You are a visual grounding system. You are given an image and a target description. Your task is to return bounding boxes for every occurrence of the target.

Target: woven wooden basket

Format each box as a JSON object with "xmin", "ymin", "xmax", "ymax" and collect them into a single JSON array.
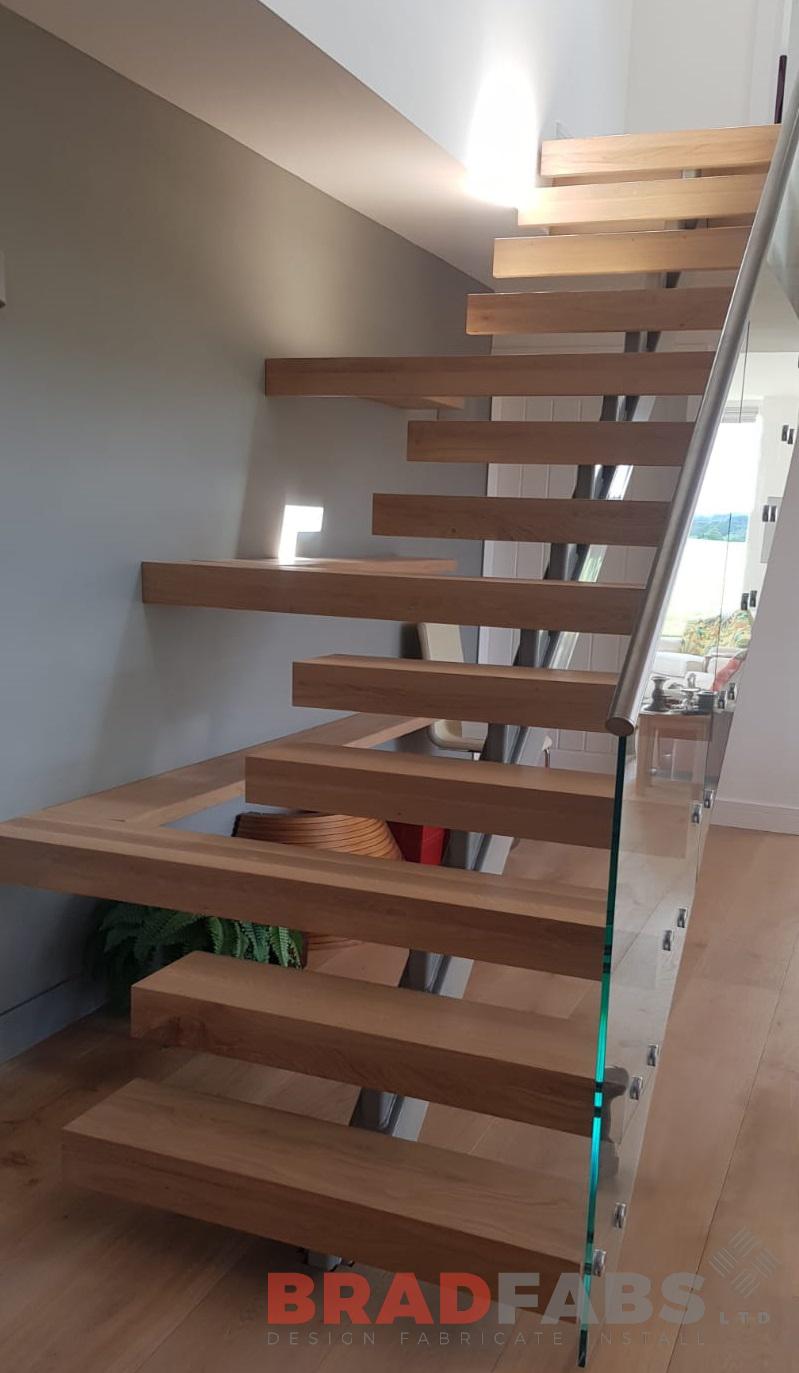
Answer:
[{"xmin": 232, "ymin": 810, "xmax": 402, "ymax": 956}]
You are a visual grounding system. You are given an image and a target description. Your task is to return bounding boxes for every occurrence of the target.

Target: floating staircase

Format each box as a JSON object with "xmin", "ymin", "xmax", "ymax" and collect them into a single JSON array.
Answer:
[{"xmin": 0, "ymin": 119, "xmax": 780, "ymax": 1333}]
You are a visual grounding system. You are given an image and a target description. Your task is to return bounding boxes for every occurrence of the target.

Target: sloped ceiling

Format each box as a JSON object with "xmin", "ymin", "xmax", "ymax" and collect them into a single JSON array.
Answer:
[{"xmin": 3, "ymin": 0, "xmax": 517, "ymax": 283}]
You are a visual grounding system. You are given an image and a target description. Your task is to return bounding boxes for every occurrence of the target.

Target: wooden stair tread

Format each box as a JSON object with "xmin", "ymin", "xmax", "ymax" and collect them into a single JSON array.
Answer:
[
  {"xmin": 0, "ymin": 815, "xmax": 605, "ymax": 978},
  {"xmin": 266, "ymin": 351, "xmax": 713, "ymax": 397},
  {"xmin": 540, "ymin": 124, "xmax": 779, "ymax": 178},
  {"xmin": 518, "ymin": 171, "xmax": 764, "ymax": 227},
  {"xmin": 372, "ymin": 494, "xmax": 669, "ymax": 546},
  {"xmin": 375, "ymin": 396, "xmax": 466, "ymax": 410},
  {"xmin": 253, "ymin": 556, "xmax": 458, "ymax": 574},
  {"xmin": 407, "ymin": 419, "xmax": 694, "ymax": 466},
  {"xmin": 33, "ymin": 715, "xmax": 430, "ymax": 829},
  {"xmin": 294, "ymin": 654, "xmax": 618, "ymax": 733},
  {"xmin": 493, "ymin": 226, "xmax": 747, "ymax": 279},
  {"xmin": 466, "ymin": 287, "xmax": 731, "ymax": 336},
  {"xmin": 63, "ymin": 1077, "xmax": 583, "ymax": 1298},
  {"xmin": 132, "ymin": 953, "xmax": 596, "ymax": 1133},
  {"xmin": 142, "ymin": 562, "xmax": 645, "ymax": 633},
  {"xmin": 245, "ymin": 743, "xmax": 617, "ymax": 848}
]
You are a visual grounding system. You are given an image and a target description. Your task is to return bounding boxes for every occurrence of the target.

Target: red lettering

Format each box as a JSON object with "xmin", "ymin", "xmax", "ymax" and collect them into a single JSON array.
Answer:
[
  {"xmin": 376, "ymin": 1273, "xmax": 434, "ymax": 1325},
  {"xmin": 323, "ymin": 1271, "xmax": 372, "ymax": 1325},
  {"xmin": 439, "ymin": 1273, "xmax": 491, "ymax": 1324},
  {"xmin": 267, "ymin": 1272, "xmax": 315, "ymax": 1324}
]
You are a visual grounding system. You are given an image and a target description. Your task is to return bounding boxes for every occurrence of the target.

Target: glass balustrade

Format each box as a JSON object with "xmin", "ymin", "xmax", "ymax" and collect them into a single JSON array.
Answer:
[{"xmin": 579, "ymin": 140, "xmax": 799, "ymax": 1363}]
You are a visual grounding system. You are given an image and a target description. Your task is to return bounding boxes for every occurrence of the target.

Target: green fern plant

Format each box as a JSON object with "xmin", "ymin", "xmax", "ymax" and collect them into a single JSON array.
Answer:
[{"xmin": 86, "ymin": 902, "xmax": 303, "ymax": 1012}]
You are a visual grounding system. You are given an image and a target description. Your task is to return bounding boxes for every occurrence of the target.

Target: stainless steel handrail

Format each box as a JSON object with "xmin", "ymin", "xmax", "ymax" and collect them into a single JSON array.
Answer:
[{"xmin": 607, "ymin": 80, "xmax": 799, "ymax": 735}]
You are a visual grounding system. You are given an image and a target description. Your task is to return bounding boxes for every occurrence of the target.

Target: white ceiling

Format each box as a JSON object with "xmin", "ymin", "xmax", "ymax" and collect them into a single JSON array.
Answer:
[{"xmin": 4, "ymin": 0, "xmax": 517, "ymax": 284}]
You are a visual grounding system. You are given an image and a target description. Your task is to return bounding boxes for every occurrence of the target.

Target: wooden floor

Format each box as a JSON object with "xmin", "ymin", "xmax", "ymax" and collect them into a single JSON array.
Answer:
[{"xmin": 0, "ymin": 825, "xmax": 796, "ymax": 1372}]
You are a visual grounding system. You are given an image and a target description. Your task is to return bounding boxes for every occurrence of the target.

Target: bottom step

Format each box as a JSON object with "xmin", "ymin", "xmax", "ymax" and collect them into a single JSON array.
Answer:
[{"xmin": 63, "ymin": 1079, "xmax": 583, "ymax": 1301}]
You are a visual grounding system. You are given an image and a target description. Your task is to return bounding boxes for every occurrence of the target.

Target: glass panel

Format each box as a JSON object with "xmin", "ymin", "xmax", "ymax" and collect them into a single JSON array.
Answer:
[
  {"xmin": 703, "ymin": 269, "xmax": 799, "ymax": 809},
  {"xmin": 580, "ymin": 241, "xmax": 799, "ymax": 1360}
]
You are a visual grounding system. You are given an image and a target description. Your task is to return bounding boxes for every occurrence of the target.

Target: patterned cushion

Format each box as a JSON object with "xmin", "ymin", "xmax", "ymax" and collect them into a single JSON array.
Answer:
[{"xmin": 681, "ymin": 609, "xmax": 753, "ymax": 656}]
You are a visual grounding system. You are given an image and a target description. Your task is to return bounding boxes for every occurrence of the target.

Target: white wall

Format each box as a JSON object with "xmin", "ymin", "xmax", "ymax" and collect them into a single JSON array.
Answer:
[
  {"xmin": 715, "ymin": 432, "xmax": 799, "ymax": 833},
  {"xmin": 265, "ymin": 0, "xmax": 634, "ymax": 173},
  {"xmin": 0, "ymin": 9, "xmax": 489, "ymax": 1058},
  {"xmin": 626, "ymin": 0, "xmax": 790, "ymax": 131}
]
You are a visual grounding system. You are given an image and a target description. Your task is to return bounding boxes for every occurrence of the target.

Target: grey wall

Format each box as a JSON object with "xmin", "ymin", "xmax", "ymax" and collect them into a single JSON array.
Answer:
[{"xmin": 0, "ymin": 6, "xmax": 488, "ymax": 1057}]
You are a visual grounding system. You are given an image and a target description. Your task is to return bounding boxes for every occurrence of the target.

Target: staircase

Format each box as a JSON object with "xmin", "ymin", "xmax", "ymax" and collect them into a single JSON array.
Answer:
[{"xmin": 0, "ymin": 120, "xmax": 784, "ymax": 1347}]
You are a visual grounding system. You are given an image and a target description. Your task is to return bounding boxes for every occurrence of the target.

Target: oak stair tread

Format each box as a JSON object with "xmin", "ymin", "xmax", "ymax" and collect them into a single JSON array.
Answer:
[
  {"xmin": 245, "ymin": 742, "xmax": 617, "ymax": 848},
  {"xmin": 375, "ymin": 395, "xmax": 466, "ymax": 411},
  {"xmin": 372, "ymin": 493, "xmax": 669, "ymax": 545},
  {"xmin": 407, "ymin": 419, "xmax": 694, "ymax": 466},
  {"xmin": 518, "ymin": 171, "xmax": 764, "ymax": 227},
  {"xmin": 31, "ymin": 715, "xmax": 428, "ymax": 829},
  {"xmin": 293, "ymin": 654, "xmax": 618, "ymax": 733},
  {"xmin": 0, "ymin": 816, "xmax": 606, "ymax": 978},
  {"xmin": 493, "ymin": 226, "xmax": 747, "ymax": 279},
  {"xmin": 540, "ymin": 124, "xmax": 779, "ymax": 178},
  {"xmin": 141, "ymin": 561, "xmax": 645, "ymax": 633},
  {"xmin": 465, "ymin": 287, "xmax": 731, "ymax": 336},
  {"xmin": 266, "ymin": 351, "xmax": 713, "ymax": 397},
  {"xmin": 62, "ymin": 1077, "xmax": 583, "ymax": 1300},
  {"xmin": 132, "ymin": 952, "xmax": 596, "ymax": 1133}
]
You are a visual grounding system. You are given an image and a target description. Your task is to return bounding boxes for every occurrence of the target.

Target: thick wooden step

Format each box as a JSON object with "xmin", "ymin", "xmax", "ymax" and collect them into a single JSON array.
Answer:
[
  {"xmin": 466, "ymin": 286, "xmax": 731, "ymax": 336},
  {"xmin": 133, "ymin": 953, "xmax": 596, "ymax": 1134},
  {"xmin": 245, "ymin": 743, "xmax": 617, "ymax": 847},
  {"xmin": 0, "ymin": 816, "xmax": 605, "ymax": 978},
  {"xmin": 493, "ymin": 226, "xmax": 747, "ymax": 279},
  {"xmin": 372, "ymin": 493, "xmax": 669, "ymax": 546},
  {"xmin": 293, "ymin": 654, "xmax": 618, "ymax": 733},
  {"xmin": 407, "ymin": 419, "xmax": 693, "ymax": 466},
  {"xmin": 518, "ymin": 172, "xmax": 764, "ymax": 227},
  {"xmin": 266, "ymin": 351, "xmax": 713, "ymax": 397},
  {"xmin": 540, "ymin": 124, "xmax": 779, "ymax": 178},
  {"xmin": 63, "ymin": 1078, "xmax": 583, "ymax": 1300},
  {"xmin": 142, "ymin": 562, "xmax": 644, "ymax": 633}
]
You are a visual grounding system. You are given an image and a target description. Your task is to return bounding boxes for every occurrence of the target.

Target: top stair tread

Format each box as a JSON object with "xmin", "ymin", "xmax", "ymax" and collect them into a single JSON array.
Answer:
[
  {"xmin": 63, "ymin": 1077, "xmax": 584, "ymax": 1293},
  {"xmin": 540, "ymin": 124, "xmax": 779, "ymax": 178}
]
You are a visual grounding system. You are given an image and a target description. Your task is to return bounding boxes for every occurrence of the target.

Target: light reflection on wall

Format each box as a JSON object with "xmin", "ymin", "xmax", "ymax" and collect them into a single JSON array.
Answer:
[
  {"xmin": 277, "ymin": 503, "xmax": 325, "ymax": 562},
  {"xmin": 464, "ymin": 62, "xmax": 540, "ymax": 208}
]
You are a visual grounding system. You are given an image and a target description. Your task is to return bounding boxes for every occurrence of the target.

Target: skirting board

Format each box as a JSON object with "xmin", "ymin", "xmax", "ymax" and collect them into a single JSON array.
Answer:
[{"xmin": 713, "ymin": 798, "xmax": 799, "ymax": 836}]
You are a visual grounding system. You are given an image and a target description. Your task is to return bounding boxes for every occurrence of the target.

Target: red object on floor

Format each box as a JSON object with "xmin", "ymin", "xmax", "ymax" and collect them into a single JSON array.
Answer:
[{"xmin": 388, "ymin": 822, "xmax": 447, "ymax": 865}]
